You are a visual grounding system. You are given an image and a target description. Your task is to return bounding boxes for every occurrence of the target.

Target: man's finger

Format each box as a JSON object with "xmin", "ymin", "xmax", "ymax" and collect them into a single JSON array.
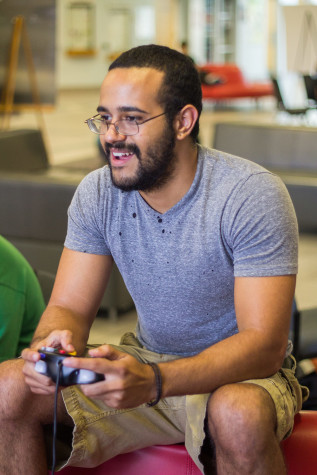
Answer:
[
  {"xmin": 21, "ymin": 348, "xmax": 41, "ymax": 362},
  {"xmin": 88, "ymin": 344, "xmax": 125, "ymax": 360}
]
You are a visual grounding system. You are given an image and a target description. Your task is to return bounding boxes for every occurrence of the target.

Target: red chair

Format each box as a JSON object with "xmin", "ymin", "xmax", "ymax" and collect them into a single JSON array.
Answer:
[
  {"xmin": 282, "ymin": 411, "xmax": 317, "ymax": 474},
  {"xmin": 52, "ymin": 411, "xmax": 317, "ymax": 475},
  {"xmin": 199, "ymin": 63, "xmax": 273, "ymax": 101}
]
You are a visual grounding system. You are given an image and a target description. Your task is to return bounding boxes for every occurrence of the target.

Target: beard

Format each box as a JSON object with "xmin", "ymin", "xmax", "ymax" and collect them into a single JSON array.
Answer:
[{"xmin": 103, "ymin": 125, "xmax": 176, "ymax": 192}]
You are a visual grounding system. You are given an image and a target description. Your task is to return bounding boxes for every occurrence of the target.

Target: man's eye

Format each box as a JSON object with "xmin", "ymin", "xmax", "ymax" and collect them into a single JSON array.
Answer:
[
  {"xmin": 124, "ymin": 116, "xmax": 140, "ymax": 122},
  {"xmin": 100, "ymin": 115, "xmax": 111, "ymax": 122}
]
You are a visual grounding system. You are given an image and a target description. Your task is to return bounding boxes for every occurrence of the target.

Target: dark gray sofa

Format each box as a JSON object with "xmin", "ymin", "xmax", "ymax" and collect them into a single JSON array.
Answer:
[
  {"xmin": 213, "ymin": 122, "xmax": 317, "ymax": 233},
  {"xmin": 0, "ymin": 133, "xmax": 133, "ymax": 318}
]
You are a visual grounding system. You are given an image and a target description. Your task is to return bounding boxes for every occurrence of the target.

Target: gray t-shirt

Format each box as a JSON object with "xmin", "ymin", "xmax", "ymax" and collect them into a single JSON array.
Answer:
[{"xmin": 65, "ymin": 146, "xmax": 298, "ymax": 356}]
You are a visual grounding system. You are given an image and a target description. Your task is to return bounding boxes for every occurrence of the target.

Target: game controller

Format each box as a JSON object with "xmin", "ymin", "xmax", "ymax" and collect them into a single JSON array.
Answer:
[{"xmin": 35, "ymin": 347, "xmax": 105, "ymax": 386}]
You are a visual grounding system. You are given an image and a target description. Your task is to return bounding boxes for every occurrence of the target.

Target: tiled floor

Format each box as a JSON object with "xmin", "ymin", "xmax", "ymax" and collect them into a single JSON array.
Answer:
[{"xmin": 7, "ymin": 89, "xmax": 317, "ymax": 345}]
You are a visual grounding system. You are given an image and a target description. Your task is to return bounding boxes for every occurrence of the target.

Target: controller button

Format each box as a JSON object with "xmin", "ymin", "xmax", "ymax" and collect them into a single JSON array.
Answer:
[
  {"xmin": 79, "ymin": 370, "xmax": 94, "ymax": 383},
  {"xmin": 35, "ymin": 360, "xmax": 47, "ymax": 373}
]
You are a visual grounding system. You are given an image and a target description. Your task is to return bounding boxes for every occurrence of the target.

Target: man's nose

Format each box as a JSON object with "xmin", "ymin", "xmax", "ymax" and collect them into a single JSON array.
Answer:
[{"xmin": 104, "ymin": 123, "xmax": 126, "ymax": 143}]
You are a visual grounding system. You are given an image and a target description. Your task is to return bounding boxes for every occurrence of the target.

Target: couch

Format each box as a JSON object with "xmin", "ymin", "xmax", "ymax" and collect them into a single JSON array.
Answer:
[
  {"xmin": 213, "ymin": 122, "xmax": 317, "ymax": 233},
  {"xmin": 0, "ymin": 129, "xmax": 133, "ymax": 317},
  {"xmin": 199, "ymin": 64, "xmax": 274, "ymax": 101}
]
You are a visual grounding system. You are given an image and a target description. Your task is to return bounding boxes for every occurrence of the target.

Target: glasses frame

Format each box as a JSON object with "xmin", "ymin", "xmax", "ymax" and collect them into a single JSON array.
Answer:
[{"xmin": 85, "ymin": 111, "xmax": 167, "ymax": 136}]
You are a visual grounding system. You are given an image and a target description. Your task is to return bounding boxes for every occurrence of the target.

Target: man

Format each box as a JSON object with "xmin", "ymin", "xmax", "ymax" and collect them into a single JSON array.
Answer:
[
  {"xmin": 0, "ymin": 45, "xmax": 306, "ymax": 474},
  {"xmin": 0, "ymin": 236, "xmax": 45, "ymax": 362}
]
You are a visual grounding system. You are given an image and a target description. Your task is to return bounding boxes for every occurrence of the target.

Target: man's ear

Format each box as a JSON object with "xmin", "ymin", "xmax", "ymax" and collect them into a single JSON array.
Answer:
[{"xmin": 174, "ymin": 105, "xmax": 199, "ymax": 140}]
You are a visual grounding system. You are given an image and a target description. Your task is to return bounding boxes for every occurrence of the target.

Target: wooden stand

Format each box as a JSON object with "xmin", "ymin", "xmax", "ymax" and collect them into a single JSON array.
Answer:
[{"xmin": 0, "ymin": 15, "xmax": 48, "ymax": 137}]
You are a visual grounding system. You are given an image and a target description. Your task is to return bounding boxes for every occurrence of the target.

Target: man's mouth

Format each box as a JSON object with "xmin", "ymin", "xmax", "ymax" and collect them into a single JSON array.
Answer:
[
  {"xmin": 112, "ymin": 151, "xmax": 134, "ymax": 160},
  {"xmin": 106, "ymin": 143, "xmax": 140, "ymax": 166}
]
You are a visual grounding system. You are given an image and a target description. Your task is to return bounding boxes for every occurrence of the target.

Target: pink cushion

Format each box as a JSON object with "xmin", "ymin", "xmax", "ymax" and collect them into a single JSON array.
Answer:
[
  {"xmin": 52, "ymin": 444, "xmax": 201, "ymax": 475},
  {"xmin": 52, "ymin": 411, "xmax": 317, "ymax": 474}
]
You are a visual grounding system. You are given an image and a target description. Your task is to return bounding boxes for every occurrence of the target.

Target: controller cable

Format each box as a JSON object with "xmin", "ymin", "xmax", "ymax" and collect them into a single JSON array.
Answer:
[{"xmin": 51, "ymin": 360, "xmax": 63, "ymax": 475}]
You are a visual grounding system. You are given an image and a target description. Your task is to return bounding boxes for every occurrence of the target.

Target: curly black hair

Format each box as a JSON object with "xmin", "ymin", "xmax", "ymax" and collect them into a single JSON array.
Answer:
[{"xmin": 109, "ymin": 44, "xmax": 202, "ymax": 142}]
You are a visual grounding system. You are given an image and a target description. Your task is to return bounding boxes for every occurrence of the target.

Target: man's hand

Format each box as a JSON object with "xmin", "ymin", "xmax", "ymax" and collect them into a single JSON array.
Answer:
[
  {"xmin": 21, "ymin": 330, "xmax": 76, "ymax": 395},
  {"xmin": 63, "ymin": 345, "xmax": 157, "ymax": 409}
]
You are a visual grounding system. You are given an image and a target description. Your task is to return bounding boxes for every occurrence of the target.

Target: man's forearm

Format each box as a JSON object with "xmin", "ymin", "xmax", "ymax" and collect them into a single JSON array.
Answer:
[
  {"xmin": 159, "ymin": 329, "xmax": 287, "ymax": 398},
  {"xmin": 31, "ymin": 304, "xmax": 91, "ymax": 353}
]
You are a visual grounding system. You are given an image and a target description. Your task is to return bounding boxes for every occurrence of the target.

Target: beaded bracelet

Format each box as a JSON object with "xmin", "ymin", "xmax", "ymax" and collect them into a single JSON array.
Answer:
[{"xmin": 146, "ymin": 362, "xmax": 162, "ymax": 407}]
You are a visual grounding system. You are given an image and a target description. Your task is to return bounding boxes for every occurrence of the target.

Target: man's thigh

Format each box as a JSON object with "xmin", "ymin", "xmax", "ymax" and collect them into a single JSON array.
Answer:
[{"xmin": 57, "ymin": 386, "xmax": 186, "ymax": 470}]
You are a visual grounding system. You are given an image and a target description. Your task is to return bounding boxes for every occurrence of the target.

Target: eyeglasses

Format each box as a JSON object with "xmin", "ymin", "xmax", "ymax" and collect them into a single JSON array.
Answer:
[{"xmin": 85, "ymin": 112, "xmax": 167, "ymax": 136}]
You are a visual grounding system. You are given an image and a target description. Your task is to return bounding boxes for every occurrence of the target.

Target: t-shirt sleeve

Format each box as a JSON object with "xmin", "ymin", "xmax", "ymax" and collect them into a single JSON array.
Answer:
[
  {"xmin": 64, "ymin": 170, "xmax": 111, "ymax": 255},
  {"xmin": 222, "ymin": 172, "xmax": 298, "ymax": 277}
]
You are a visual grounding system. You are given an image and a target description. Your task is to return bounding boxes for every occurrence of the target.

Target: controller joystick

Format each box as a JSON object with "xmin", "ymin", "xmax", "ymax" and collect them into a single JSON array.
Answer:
[{"xmin": 35, "ymin": 347, "xmax": 105, "ymax": 386}]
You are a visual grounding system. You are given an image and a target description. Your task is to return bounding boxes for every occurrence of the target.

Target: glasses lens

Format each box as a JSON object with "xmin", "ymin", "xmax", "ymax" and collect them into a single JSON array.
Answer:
[
  {"xmin": 86, "ymin": 117, "xmax": 139, "ymax": 135},
  {"xmin": 87, "ymin": 118, "xmax": 103, "ymax": 134},
  {"xmin": 116, "ymin": 120, "xmax": 138, "ymax": 136}
]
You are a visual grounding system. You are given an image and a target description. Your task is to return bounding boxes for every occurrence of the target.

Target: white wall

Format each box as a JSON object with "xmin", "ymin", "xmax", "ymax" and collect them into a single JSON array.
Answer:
[
  {"xmin": 235, "ymin": 0, "xmax": 270, "ymax": 80},
  {"xmin": 188, "ymin": 0, "xmax": 206, "ymax": 64},
  {"xmin": 56, "ymin": 0, "xmax": 156, "ymax": 89}
]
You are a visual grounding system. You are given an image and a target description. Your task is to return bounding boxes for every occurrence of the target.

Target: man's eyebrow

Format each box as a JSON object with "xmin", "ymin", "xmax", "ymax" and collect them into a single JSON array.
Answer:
[
  {"xmin": 96, "ymin": 106, "xmax": 109, "ymax": 113},
  {"xmin": 96, "ymin": 105, "xmax": 148, "ymax": 114}
]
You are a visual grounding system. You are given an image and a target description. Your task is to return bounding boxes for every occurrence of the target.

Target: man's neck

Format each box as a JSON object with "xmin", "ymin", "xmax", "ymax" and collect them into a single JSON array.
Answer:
[{"xmin": 139, "ymin": 142, "xmax": 199, "ymax": 214}]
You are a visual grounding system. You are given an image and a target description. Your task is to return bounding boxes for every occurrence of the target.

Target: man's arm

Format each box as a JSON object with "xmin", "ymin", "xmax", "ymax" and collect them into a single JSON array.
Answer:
[
  {"xmin": 22, "ymin": 247, "xmax": 113, "ymax": 394},
  {"xmin": 29, "ymin": 247, "xmax": 113, "ymax": 353},
  {"xmin": 159, "ymin": 274, "xmax": 295, "ymax": 397}
]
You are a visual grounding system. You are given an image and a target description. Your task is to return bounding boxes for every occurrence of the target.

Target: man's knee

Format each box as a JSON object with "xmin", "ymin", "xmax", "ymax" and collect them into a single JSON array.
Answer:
[
  {"xmin": 207, "ymin": 383, "xmax": 277, "ymax": 450},
  {"xmin": 0, "ymin": 359, "xmax": 53, "ymax": 422},
  {"xmin": 0, "ymin": 358, "xmax": 71, "ymax": 432},
  {"xmin": 0, "ymin": 359, "xmax": 42, "ymax": 421}
]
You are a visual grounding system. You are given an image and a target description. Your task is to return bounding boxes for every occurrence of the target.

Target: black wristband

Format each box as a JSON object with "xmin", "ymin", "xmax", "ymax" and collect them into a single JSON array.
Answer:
[{"xmin": 146, "ymin": 362, "xmax": 162, "ymax": 407}]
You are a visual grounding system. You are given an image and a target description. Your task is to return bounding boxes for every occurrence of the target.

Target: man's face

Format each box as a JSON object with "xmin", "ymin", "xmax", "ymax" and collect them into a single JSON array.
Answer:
[{"xmin": 98, "ymin": 67, "xmax": 177, "ymax": 192}]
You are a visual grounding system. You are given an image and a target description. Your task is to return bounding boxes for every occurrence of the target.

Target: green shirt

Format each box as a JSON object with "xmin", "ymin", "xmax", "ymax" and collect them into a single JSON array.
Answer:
[{"xmin": 0, "ymin": 236, "xmax": 45, "ymax": 361}]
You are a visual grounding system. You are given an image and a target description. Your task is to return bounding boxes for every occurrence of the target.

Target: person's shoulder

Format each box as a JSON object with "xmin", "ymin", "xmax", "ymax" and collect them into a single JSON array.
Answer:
[
  {"xmin": 201, "ymin": 145, "xmax": 266, "ymax": 171},
  {"xmin": 74, "ymin": 165, "xmax": 137, "ymax": 207},
  {"xmin": 76, "ymin": 165, "xmax": 116, "ymax": 197},
  {"xmin": 80, "ymin": 165, "xmax": 111, "ymax": 185},
  {"xmin": 199, "ymin": 145, "xmax": 273, "ymax": 181},
  {"xmin": 0, "ymin": 235, "xmax": 33, "ymax": 273},
  {"xmin": 0, "ymin": 235, "xmax": 22, "ymax": 261}
]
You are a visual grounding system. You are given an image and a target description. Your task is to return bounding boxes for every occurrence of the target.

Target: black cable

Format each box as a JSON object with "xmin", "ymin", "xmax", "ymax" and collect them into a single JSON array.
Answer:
[{"xmin": 51, "ymin": 360, "xmax": 63, "ymax": 474}]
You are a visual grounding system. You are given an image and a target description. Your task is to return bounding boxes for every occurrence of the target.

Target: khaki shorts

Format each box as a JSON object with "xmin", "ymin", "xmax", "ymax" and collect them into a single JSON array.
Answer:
[{"xmin": 55, "ymin": 333, "xmax": 308, "ymax": 473}]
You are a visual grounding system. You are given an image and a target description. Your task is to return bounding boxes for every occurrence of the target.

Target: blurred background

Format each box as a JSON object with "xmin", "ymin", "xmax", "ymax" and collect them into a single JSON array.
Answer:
[
  {"xmin": 1, "ymin": 0, "xmax": 317, "ymax": 163},
  {"xmin": 0, "ymin": 0, "xmax": 317, "ymax": 357}
]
